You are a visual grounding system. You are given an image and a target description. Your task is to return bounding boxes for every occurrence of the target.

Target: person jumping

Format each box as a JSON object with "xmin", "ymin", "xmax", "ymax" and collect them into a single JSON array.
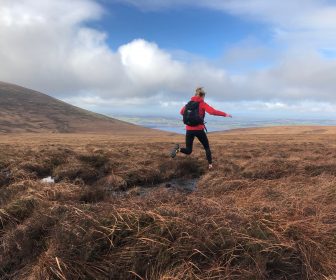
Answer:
[{"xmin": 170, "ymin": 87, "xmax": 232, "ymax": 169}]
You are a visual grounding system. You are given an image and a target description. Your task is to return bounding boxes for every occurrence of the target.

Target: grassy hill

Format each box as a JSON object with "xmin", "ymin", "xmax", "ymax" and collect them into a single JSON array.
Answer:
[{"xmin": 0, "ymin": 81, "xmax": 156, "ymax": 134}]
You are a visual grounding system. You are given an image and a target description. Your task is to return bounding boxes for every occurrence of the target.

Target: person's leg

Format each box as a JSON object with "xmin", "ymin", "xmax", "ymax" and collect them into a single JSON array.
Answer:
[
  {"xmin": 195, "ymin": 130, "xmax": 212, "ymax": 164},
  {"xmin": 180, "ymin": 130, "xmax": 195, "ymax": 155}
]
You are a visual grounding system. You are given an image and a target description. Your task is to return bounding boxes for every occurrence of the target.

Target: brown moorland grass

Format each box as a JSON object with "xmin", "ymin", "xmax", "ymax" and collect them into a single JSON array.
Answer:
[{"xmin": 0, "ymin": 128, "xmax": 336, "ymax": 279}]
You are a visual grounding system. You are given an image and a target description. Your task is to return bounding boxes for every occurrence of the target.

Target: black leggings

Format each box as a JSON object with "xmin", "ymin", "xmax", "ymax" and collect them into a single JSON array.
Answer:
[{"xmin": 180, "ymin": 130, "xmax": 212, "ymax": 164}]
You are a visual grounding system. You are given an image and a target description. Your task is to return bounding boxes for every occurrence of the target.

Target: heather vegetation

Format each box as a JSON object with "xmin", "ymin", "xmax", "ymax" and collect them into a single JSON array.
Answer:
[{"xmin": 1, "ymin": 131, "xmax": 336, "ymax": 279}]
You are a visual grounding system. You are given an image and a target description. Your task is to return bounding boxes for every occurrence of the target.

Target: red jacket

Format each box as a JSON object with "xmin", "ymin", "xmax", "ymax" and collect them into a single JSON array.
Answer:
[{"xmin": 180, "ymin": 96, "xmax": 229, "ymax": 131}]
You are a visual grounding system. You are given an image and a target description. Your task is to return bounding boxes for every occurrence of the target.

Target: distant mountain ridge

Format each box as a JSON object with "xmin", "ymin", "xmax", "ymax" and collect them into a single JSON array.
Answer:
[{"xmin": 0, "ymin": 81, "xmax": 152, "ymax": 134}]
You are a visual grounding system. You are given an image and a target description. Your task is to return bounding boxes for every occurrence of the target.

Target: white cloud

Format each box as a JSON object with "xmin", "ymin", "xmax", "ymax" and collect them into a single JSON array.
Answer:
[
  {"xmin": 0, "ymin": 0, "xmax": 102, "ymax": 26},
  {"xmin": 0, "ymin": 0, "xmax": 108, "ymax": 93},
  {"xmin": 119, "ymin": 39, "xmax": 185, "ymax": 92},
  {"xmin": 1, "ymin": 0, "xmax": 336, "ymax": 118},
  {"xmin": 0, "ymin": 0, "xmax": 233, "ymax": 100}
]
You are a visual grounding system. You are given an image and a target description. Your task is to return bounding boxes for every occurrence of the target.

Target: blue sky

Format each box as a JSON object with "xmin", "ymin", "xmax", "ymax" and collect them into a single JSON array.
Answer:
[
  {"xmin": 1, "ymin": 0, "xmax": 336, "ymax": 119},
  {"xmin": 92, "ymin": 3, "xmax": 270, "ymax": 59}
]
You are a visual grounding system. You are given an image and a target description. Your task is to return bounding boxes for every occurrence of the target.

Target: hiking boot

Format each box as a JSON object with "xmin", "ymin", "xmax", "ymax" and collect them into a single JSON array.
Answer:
[
  {"xmin": 208, "ymin": 164, "xmax": 213, "ymax": 170},
  {"xmin": 170, "ymin": 144, "xmax": 180, "ymax": 158}
]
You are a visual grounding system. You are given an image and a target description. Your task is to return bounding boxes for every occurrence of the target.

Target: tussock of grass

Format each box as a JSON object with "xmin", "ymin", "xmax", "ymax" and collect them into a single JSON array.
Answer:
[{"xmin": 19, "ymin": 162, "xmax": 51, "ymax": 178}]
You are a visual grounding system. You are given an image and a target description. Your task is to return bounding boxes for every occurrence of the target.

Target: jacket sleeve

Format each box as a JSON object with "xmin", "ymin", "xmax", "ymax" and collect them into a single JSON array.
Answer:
[
  {"xmin": 203, "ymin": 102, "xmax": 228, "ymax": 117},
  {"xmin": 180, "ymin": 106, "xmax": 185, "ymax": 115}
]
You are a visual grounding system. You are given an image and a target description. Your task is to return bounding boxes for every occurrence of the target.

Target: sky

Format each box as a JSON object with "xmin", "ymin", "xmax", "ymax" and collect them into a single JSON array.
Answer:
[{"xmin": 1, "ymin": 0, "xmax": 336, "ymax": 119}]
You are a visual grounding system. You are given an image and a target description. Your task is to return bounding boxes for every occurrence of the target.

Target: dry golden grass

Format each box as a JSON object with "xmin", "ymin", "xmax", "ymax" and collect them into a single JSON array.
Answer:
[
  {"xmin": 1, "ymin": 127, "xmax": 336, "ymax": 279},
  {"xmin": 221, "ymin": 125, "xmax": 336, "ymax": 135}
]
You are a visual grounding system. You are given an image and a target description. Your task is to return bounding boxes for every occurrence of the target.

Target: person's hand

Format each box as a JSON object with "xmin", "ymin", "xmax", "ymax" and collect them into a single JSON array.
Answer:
[{"xmin": 226, "ymin": 114, "xmax": 232, "ymax": 118}]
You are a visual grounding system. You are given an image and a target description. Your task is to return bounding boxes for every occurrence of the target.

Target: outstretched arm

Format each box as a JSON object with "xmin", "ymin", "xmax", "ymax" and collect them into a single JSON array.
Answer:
[{"xmin": 204, "ymin": 103, "xmax": 232, "ymax": 117}]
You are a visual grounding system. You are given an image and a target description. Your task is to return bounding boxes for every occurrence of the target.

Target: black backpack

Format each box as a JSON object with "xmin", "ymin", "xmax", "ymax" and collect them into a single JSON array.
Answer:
[{"xmin": 183, "ymin": 101, "xmax": 204, "ymax": 126}]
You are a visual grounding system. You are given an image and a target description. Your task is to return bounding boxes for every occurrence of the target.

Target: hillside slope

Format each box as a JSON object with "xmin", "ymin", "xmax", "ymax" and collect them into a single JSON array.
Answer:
[{"xmin": 0, "ymin": 82, "xmax": 154, "ymax": 134}]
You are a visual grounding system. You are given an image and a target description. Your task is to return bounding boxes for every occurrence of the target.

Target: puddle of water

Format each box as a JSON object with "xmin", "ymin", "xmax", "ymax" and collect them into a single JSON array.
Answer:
[
  {"xmin": 41, "ymin": 176, "xmax": 55, "ymax": 183},
  {"xmin": 106, "ymin": 178, "xmax": 199, "ymax": 198},
  {"xmin": 163, "ymin": 178, "xmax": 198, "ymax": 192}
]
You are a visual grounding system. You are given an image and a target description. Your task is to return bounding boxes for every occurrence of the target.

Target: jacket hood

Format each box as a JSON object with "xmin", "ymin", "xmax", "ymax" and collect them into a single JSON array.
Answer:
[{"xmin": 191, "ymin": 96, "xmax": 204, "ymax": 102}]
